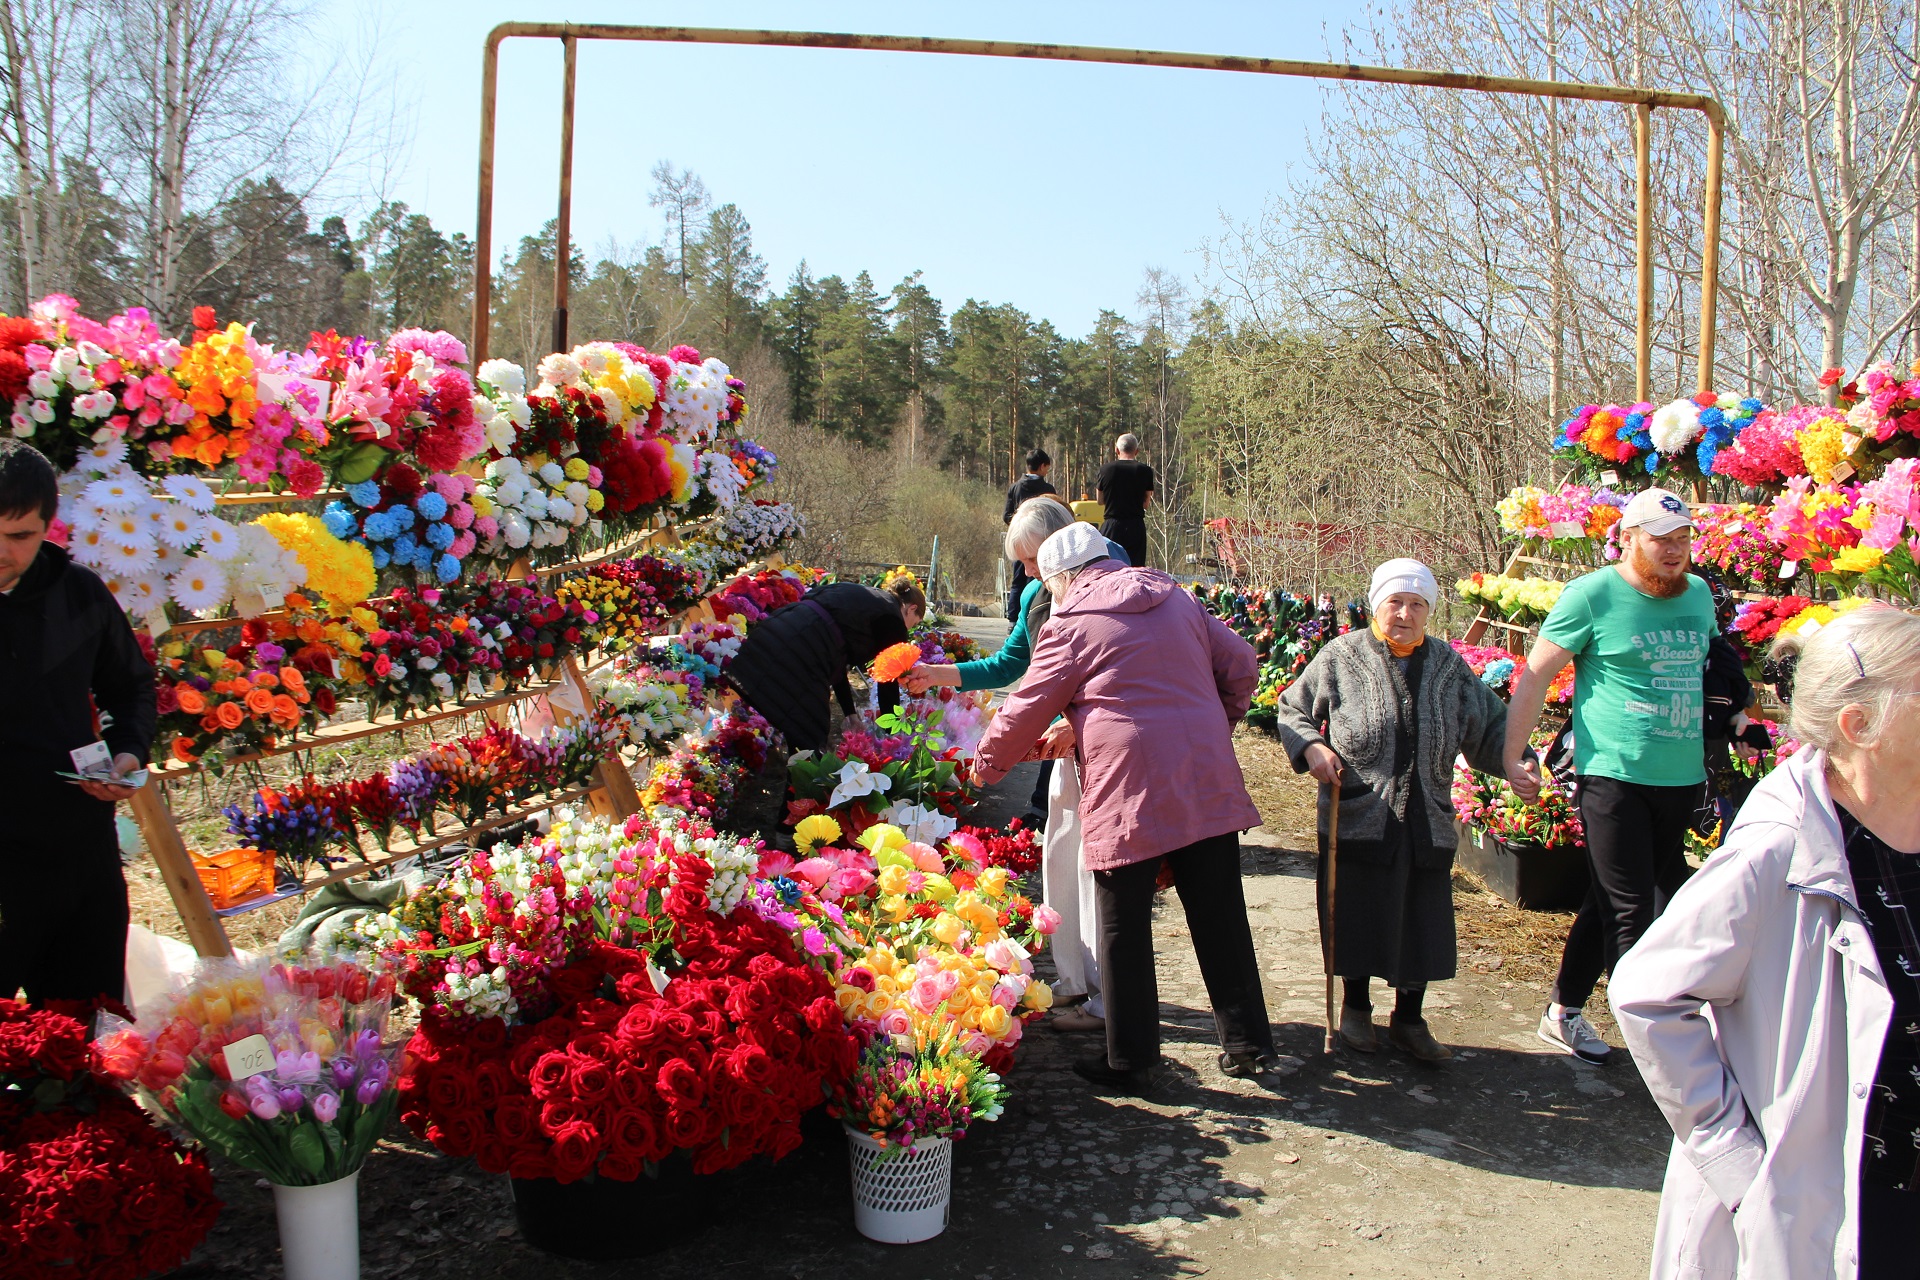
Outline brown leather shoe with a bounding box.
[1049,1008,1106,1033]
[1389,1016,1453,1062]
[1339,1006,1377,1053]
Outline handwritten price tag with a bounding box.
[222,1033,274,1081]
[1600,470,1621,487]
[259,586,286,611]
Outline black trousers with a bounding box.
[1094,831,1274,1070]
[1550,775,1698,1009]
[0,783,128,1004]
[1100,517,1147,570]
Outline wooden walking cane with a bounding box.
[1322,780,1340,1054]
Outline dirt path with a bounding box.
[170,730,1669,1280]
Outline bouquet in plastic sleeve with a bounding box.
[833,1016,1005,1156]
[93,955,402,1187]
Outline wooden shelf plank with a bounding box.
[215,489,349,506]
[150,679,569,778]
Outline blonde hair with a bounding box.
[1768,603,1920,752]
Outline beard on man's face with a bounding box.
[1627,539,1691,598]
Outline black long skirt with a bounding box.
[1315,831,1457,989]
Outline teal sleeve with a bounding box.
[1538,576,1594,654]
[955,579,1042,691]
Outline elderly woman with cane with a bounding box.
[1611,605,1920,1280]
[967,522,1279,1094]
[1274,559,1512,1062]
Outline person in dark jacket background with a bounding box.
[0,440,156,1005]
[725,578,925,751]
[1002,449,1055,621]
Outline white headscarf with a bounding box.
[1368,558,1437,615]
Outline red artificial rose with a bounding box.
[549,1120,602,1183]
[493,1096,536,1147]
[663,1103,711,1150]
[606,1105,661,1159]
[540,1099,584,1133]
[527,1052,573,1099]
[598,1152,644,1181]
[570,1058,613,1106]
[472,1133,511,1175]
[426,1065,475,1114]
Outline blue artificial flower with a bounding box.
[1625,412,1647,431]
[346,480,382,509]
[1699,407,1725,430]
[1616,422,1635,440]
[411,545,436,572]
[371,546,391,569]
[1645,451,1662,472]
[362,511,393,541]
[322,506,357,539]
[415,491,448,522]
[434,553,461,582]
[424,521,456,551]
[1481,658,1517,688]
[1740,397,1764,413]
[1697,440,1719,474]
[391,532,418,560]
[389,505,416,532]
[1632,431,1654,450]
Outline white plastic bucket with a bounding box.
[272,1170,361,1280]
[847,1127,952,1244]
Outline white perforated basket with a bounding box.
[846,1127,952,1243]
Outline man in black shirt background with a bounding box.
[1002,449,1055,620]
[1096,434,1155,570]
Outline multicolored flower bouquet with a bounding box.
[1555,390,1766,479]
[1451,763,1585,850]
[93,956,403,1187]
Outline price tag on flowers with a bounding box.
[221,1034,274,1081]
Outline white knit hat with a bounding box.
[1368,558,1438,614]
[1036,522,1112,581]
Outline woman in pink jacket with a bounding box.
[970,522,1278,1095]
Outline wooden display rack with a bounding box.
[131,494,685,957]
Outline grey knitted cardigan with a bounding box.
[1274,630,1509,866]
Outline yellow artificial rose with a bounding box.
[930,913,965,946]
[977,867,1010,899]
[877,894,913,923]
[835,987,862,1013]
[979,1006,1012,1038]
[1023,981,1055,1011]
[876,865,914,896]
[921,873,955,902]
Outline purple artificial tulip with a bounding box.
[355,1075,385,1107]
[311,1090,341,1123]
[278,1084,305,1113]
[249,1089,282,1120]
[329,1056,358,1091]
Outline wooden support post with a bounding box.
[131,783,234,958]
[1635,102,1654,404]
[560,655,642,818]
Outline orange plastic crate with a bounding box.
[191,847,277,910]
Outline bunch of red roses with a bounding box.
[954,818,1041,877]
[705,569,805,625]
[0,999,219,1280]
[398,857,856,1183]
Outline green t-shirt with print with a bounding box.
[1537,567,1716,787]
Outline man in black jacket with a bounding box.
[0,440,155,1004]
[1002,449,1054,620]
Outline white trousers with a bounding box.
[1041,759,1103,1016]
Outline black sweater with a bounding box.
[0,543,156,780]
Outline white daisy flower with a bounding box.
[105,510,153,551]
[149,503,201,549]
[194,516,240,561]
[103,536,158,577]
[161,474,216,513]
[67,524,112,564]
[84,476,145,512]
[169,557,229,613]
[61,499,109,534]
[150,540,181,575]
[107,574,163,612]
[80,437,129,471]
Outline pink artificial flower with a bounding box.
[757,851,795,878]
[284,457,325,497]
[386,328,469,365]
[474,515,499,540]
[448,530,477,559]
[668,344,702,365]
[1032,904,1062,935]
[792,857,836,891]
[902,841,943,874]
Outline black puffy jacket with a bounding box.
[0,543,156,783]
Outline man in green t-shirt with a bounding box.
[1502,487,1714,1065]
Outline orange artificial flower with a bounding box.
[215,703,245,731]
[171,738,198,764]
[870,642,922,684]
[244,688,275,716]
[279,668,308,698]
[251,670,278,688]
[175,687,207,715]
[200,712,223,733]
[269,695,300,728]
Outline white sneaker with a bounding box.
[1538,1010,1611,1064]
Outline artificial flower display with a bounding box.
[1495,482,1627,546]
[699,498,805,560]
[321,464,482,584]
[155,624,327,766]
[705,567,808,626]
[1691,503,1789,591]
[0,998,221,1280]
[1554,390,1765,479]
[363,809,857,1181]
[552,554,701,651]
[93,957,403,1187]
[786,708,967,838]
[1456,572,1564,624]
[255,511,377,608]
[834,1021,1005,1156]
[1451,763,1585,850]
[587,656,701,753]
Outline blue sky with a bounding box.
[351,1,1362,336]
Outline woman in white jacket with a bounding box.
[1610,604,1920,1280]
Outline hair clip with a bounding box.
[1762,654,1800,706]
[1845,640,1867,679]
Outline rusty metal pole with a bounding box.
[1636,103,1654,404]
[552,34,578,355]
[467,27,1728,383]
[472,33,502,363]
[1696,108,1725,394]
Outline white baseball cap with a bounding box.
[1036,522,1112,580]
[1619,487,1695,536]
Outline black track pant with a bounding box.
[1550,775,1697,1009]
[0,783,128,1004]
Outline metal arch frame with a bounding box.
[470,25,1726,400]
